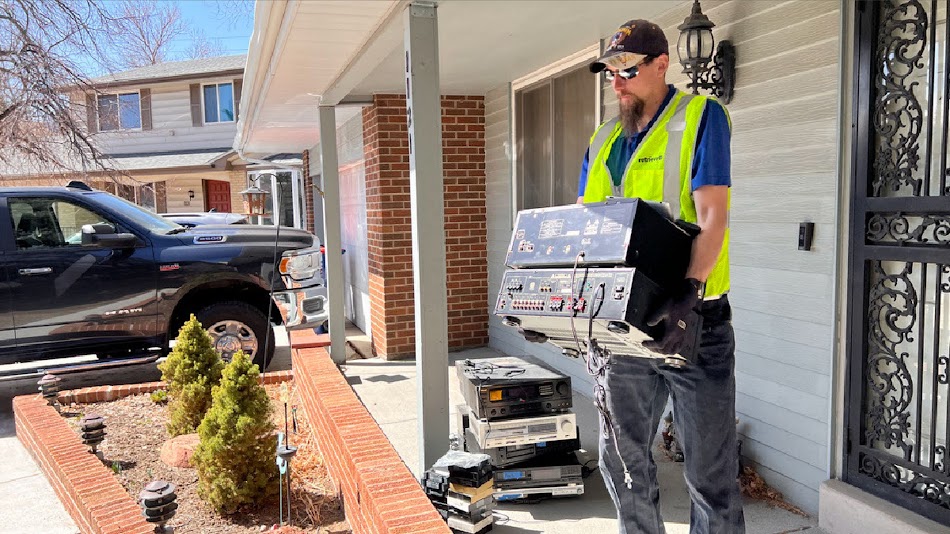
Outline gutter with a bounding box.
[234,0,301,157]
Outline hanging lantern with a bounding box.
[240,182,269,217]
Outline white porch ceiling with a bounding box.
[237,0,677,156]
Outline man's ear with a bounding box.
[655,54,671,78]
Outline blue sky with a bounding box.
[169,0,254,57]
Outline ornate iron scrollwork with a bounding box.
[865,262,917,460]
[684,41,735,105]
[860,453,950,509]
[872,0,928,197]
[867,213,950,244]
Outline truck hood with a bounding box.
[176,224,314,248]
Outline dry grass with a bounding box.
[267,385,348,532]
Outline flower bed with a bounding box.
[63,382,350,534]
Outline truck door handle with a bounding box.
[18,267,52,276]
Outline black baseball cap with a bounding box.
[590,20,669,73]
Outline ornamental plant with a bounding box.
[158,315,224,436]
[193,351,277,514]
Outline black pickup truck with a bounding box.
[0,182,328,370]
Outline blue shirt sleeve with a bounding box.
[578,148,590,198]
[691,100,731,191]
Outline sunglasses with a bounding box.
[602,57,653,82]
[603,67,639,82]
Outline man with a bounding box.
[578,19,744,534]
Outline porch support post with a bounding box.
[404,0,449,472]
[318,105,346,365]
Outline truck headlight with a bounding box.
[279,249,321,281]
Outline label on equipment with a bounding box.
[538,219,564,239]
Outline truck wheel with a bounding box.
[195,301,275,370]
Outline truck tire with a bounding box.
[195,301,275,370]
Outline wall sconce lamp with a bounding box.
[676,0,736,104]
[187,190,195,201]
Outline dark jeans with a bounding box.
[597,296,745,534]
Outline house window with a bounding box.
[97,92,141,131]
[203,83,235,123]
[515,63,596,209]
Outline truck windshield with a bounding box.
[90,192,181,233]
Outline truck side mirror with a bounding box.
[81,223,137,248]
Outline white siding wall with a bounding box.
[485,0,843,515]
[337,112,371,334]
[91,75,239,155]
[659,0,841,513]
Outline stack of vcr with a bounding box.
[457,356,584,502]
[422,450,495,533]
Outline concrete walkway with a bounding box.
[0,415,78,534]
[344,345,828,534]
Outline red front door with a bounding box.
[203,180,231,212]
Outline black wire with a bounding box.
[588,283,606,340]
[262,175,282,371]
[569,252,586,354]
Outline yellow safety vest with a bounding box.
[582,91,731,298]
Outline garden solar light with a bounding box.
[140,480,178,533]
[37,374,61,412]
[79,414,106,457]
[277,387,298,526]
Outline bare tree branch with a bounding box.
[109,0,185,69]
[210,0,254,29]
[0,0,120,179]
[183,28,225,60]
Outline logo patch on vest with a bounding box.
[637,155,663,164]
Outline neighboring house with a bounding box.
[0,55,310,229]
[234,0,949,532]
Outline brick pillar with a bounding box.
[442,96,489,349]
[363,94,488,360]
[302,150,315,233]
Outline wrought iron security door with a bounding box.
[846,0,950,524]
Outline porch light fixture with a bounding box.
[240,176,270,217]
[676,0,735,104]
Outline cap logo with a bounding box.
[608,26,632,51]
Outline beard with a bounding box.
[619,94,646,136]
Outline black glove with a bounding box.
[642,278,703,355]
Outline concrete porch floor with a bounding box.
[342,344,828,534]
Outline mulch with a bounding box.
[63,382,350,534]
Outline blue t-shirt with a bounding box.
[577,85,731,197]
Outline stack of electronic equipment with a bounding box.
[456,356,584,503]
[422,450,495,534]
[494,197,703,367]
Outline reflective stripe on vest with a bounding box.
[582,90,731,298]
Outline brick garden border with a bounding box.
[15,327,448,534]
[290,343,450,534]
[14,370,294,534]
[56,370,294,405]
